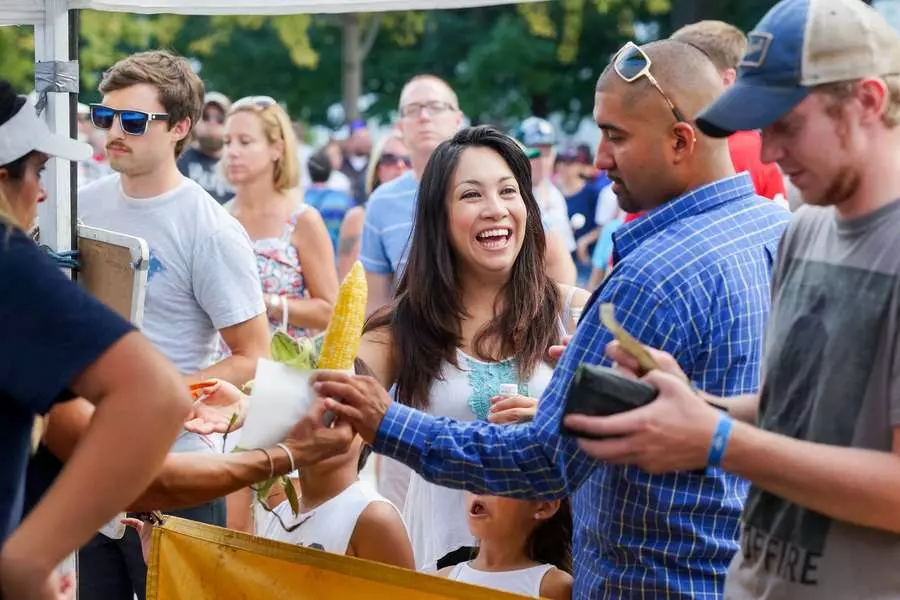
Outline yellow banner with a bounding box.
[147,517,529,600]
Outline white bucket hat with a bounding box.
[0,96,91,165]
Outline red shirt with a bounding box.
[726,130,785,201]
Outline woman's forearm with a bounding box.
[272,296,333,332]
[129,448,294,512]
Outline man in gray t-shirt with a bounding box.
[559,1,900,598]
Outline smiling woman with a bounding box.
[354,126,590,572]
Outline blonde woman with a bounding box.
[336,132,411,279]
[223,96,338,339]
[0,80,191,599]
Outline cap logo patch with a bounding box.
[741,32,774,68]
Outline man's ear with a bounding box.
[171,117,193,145]
[671,122,697,162]
[723,68,737,88]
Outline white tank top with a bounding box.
[402,288,579,572]
[447,561,555,598]
[259,480,403,555]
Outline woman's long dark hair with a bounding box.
[366,125,562,409]
[527,497,572,573]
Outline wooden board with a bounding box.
[76,225,149,326]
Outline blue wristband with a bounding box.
[706,413,734,468]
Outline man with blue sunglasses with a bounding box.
[72,50,270,600]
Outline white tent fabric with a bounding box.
[1,0,539,24]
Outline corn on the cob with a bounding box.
[318,261,367,370]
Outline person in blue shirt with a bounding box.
[304,150,354,255]
[313,39,790,599]
[0,80,192,600]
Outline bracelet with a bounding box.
[255,447,275,479]
[706,413,734,468]
[275,443,296,473]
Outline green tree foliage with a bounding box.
[3,1,776,128]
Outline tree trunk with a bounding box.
[341,13,362,122]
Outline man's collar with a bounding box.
[612,173,755,264]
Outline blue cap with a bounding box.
[697,0,900,138]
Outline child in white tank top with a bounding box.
[438,493,573,599]
[260,360,414,569]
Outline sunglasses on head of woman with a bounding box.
[89,104,170,136]
[230,96,279,112]
[613,41,687,124]
[378,152,412,167]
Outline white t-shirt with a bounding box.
[260,480,403,555]
[78,174,265,374]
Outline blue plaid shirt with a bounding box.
[374,174,790,598]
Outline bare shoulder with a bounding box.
[555,283,591,310]
[350,501,414,569]
[539,567,573,600]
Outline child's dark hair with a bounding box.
[353,357,376,473]
[527,497,572,573]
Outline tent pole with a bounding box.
[34,0,73,260]
[69,9,79,269]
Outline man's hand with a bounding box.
[563,371,720,473]
[184,380,248,434]
[0,551,74,600]
[121,518,153,564]
[606,341,688,382]
[311,372,392,444]
[281,397,356,465]
[489,395,538,424]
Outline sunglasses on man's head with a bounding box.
[378,153,412,167]
[90,104,170,136]
[613,42,687,124]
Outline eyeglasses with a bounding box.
[399,101,457,118]
[231,96,278,111]
[613,42,687,123]
[90,104,170,136]
[378,152,412,167]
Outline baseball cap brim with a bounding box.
[0,99,91,164]
[696,81,810,138]
[34,132,93,162]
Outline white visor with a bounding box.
[0,96,92,165]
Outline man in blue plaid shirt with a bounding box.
[316,39,790,598]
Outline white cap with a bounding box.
[0,96,92,165]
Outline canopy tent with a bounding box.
[2,0,541,253]
[1,0,539,23]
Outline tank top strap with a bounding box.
[280,204,310,244]
[446,562,467,581]
[557,285,579,336]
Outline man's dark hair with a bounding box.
[308,151,332,184]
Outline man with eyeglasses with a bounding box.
[176,92,235,205]
[315,39,790,599]
[72,50,269,600]
[359,74,463,314]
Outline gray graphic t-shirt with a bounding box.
[725,200,900,599]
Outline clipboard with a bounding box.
[76,224,149,327]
